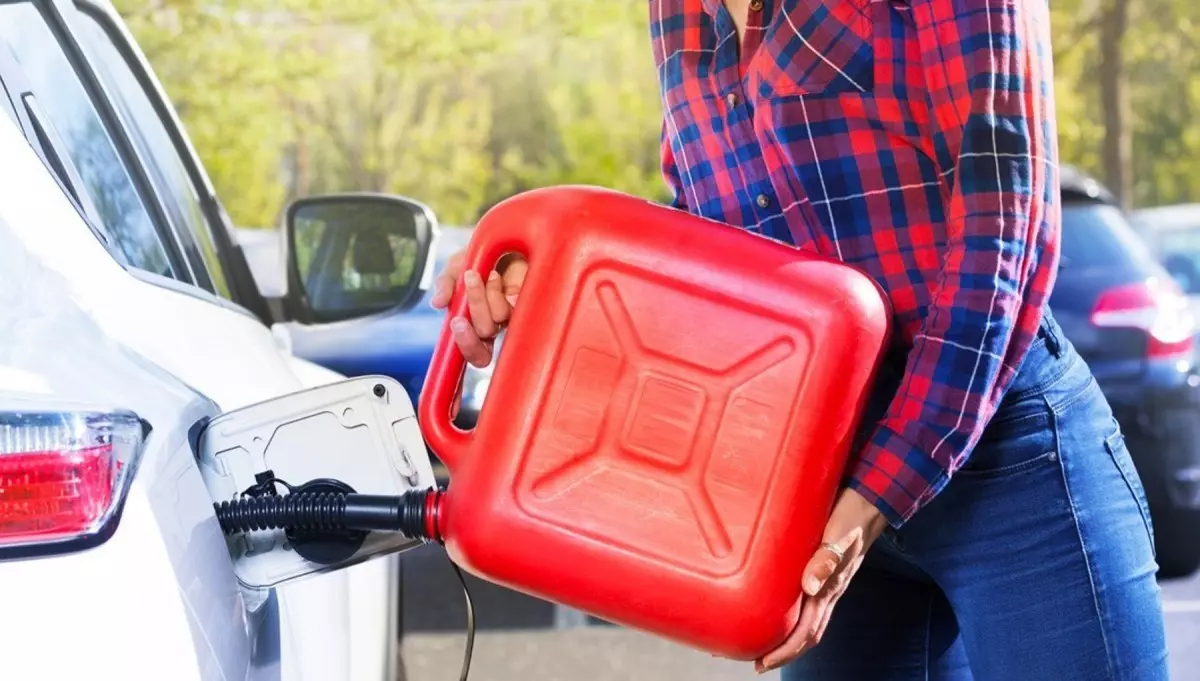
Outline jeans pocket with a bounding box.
[957,400,1058,480]
[1105,419,1157,558]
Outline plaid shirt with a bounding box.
[651,0,1060,527]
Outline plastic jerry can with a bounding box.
[420,186,891,660]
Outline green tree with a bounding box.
[115,0,316,227]
[120,0,1200,226]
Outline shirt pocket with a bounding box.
[750,0,877,98]
[755,1,938,280]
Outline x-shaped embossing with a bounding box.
[531,280,793,558]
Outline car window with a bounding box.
[72,9,231,298]
[341,231,418,289]
[1147,224,1200,293]
[1060,202,1154,270]
[0,2,174,277]
[1155,227,1200,259]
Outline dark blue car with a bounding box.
[1054,167,1200,577]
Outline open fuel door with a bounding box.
[196,375,437,590]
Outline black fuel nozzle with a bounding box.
[214,477,443,565]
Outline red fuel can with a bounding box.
[420,186,891,660]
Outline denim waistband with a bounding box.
[1002,307,1082,403]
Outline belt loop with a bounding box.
[1038,310,1062,358]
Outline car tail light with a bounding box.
[1090,277,1196,359]
[0,409,147,557]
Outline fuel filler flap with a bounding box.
[196,376,437,590]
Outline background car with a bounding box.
[1054,167,1200,577]
[241,224,498,437]
[1132,203,1200,319]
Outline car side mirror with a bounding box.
[284,193,438,324]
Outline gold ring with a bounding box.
[820,541,845,563]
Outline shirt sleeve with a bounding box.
[846,0,1061,527]
[660,118,689,210]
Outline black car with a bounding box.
[1053,167,1200,577]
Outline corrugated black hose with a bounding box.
[214,475,473,681]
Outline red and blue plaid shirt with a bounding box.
[651,0,1060,526]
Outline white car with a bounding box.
[0,1,444,679]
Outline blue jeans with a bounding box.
[783,312,1169,680]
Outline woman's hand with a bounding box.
[430,249,528,368]
[755,487,889,674]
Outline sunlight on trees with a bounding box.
[114,0,1200,228]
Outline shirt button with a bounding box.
[749,0,764,11]
[756,193,772,209]
[726,92,739,108]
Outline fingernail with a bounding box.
[488,271,500,283]
[464,271,481,287]
[804,575,822,596]
[450,317,469,333]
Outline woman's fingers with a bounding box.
[451,316,493,368]
[434,250,529,368]
[811,592,839,648]
[430,250,463,309]
[485,271,512,326]
[812,554,860,645]
[464,271,499,339]
[754,555,854,673]
[501,257,528,307]
[803,535,854,596]
[753,587,830,672]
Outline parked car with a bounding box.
[1054,168,1200,577]
[238,224,497,435]
[1132,203,1200,320]
[0,0,441,677]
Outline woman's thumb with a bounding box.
[803,537,849,596]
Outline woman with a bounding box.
[432,0,1170,678]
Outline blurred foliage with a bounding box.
[115,0,1200,228]
[1052,0,1200,207]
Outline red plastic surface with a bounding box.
[420,186,891,660]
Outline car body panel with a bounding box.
[0,158,238,679]
[284,308,445,400]
[0,74,390,681]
